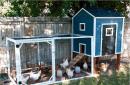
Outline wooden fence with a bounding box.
[0,17,72,69]
[0,17,129,71]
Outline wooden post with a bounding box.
[94,57,100,73]
[116,54,121,70]
[94,58,96,73]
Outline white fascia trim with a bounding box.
[96,17,125,19]
[54,75,93,84]
[15,38,52,44]
[101,23,118,55]
[83,8,95,18]
[32,75,93,85]
[93,18,96,57]
[72,34,93,37]
[6,37,16,43]
[72,8,95,19]
[54,36,93,40]
[94,55,102,57]
[71,17,74,60]
[6,36,93,44]
[115,52,122,54]
[115,23,118,54]
[121,18,125,53]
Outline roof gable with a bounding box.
[72,8,95,19]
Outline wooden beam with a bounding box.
[116,54,121,70]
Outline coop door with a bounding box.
[79,44,86,54]
[102,24,116,55]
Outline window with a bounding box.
[80,23,85,31]
[106,27,113,36]
[79,43,86,53]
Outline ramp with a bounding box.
[69,53,84,68]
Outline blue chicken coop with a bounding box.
[72,8,125,57]
[6,8,125,85]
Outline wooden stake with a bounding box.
[116,54,121,70]
[94,57,100,73]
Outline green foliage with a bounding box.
[97,71,129,85]
[54,69,129,85]
[0,0,4,5]
[48,0,72,17]
[96,1,129,18]
[4,0,41,17]
[3,0,130,17]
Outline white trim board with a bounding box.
[121,18,125,53]
[96,17,125,19]
[31,75,93,85]
[7,35,93,44]
[72,8,95,19]
[93,18,96,57]
[101,23,118,56]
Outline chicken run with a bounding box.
[6,35,94,85]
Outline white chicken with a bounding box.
[22,74,29,84]
[57,69,63,78]
[66,68,74,78]
[83,62,88,70]
[60,58,69,69]
[30,70,41,81]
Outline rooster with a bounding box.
[30,70,41,81]
[60,58,69,69]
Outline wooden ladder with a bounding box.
[69,53,84,68]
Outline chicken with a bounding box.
[100,63,109,72]
[83,62,88,70]
[22,74,29,84]
[57,69,63,78]
[75,66,81,73]
[66,68,74,78]
[60,58,69,69]
[30,70,41,81]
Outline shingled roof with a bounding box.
[85,7,123,17]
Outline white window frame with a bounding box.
[80,23,86,31]
[79,43,86,54]
[105,27,113,36]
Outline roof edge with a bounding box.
[72,8,95,19]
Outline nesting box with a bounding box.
[72,8,125,56]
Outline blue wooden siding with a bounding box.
[73,9,94,36]
[116,18,123,53]
[73,38,91,55]
[95,18,123,56]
